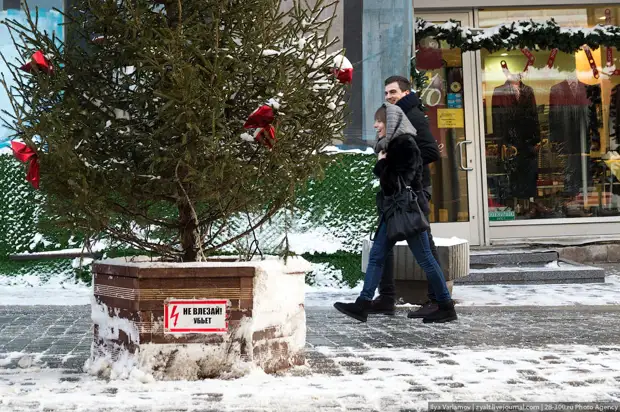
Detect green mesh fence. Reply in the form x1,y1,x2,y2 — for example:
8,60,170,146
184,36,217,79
0,151,379,286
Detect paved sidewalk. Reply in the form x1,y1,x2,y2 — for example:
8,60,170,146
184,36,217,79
2,305,620,372
2,305,620,412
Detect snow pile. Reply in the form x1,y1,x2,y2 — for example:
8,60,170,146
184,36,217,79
86,257,309,381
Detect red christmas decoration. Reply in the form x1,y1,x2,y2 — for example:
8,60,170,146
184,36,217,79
254,125,276,149
331,55,353,84
20,50,53,75
244,105,276,149
11,141,40,189
582,46,600,79
547,48,558,68
520,48,535,72
334,68,353,84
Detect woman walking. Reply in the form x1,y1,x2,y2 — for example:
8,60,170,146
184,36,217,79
334,103,457,324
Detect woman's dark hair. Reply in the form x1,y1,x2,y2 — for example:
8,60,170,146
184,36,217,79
375,105,386,124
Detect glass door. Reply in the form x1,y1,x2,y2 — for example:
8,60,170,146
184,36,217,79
416,12,482,245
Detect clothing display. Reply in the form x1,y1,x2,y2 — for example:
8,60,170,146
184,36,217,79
548,80,594,197
611,84,620,151
491,80,541,200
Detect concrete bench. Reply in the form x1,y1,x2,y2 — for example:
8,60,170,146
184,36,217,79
361,237,469,305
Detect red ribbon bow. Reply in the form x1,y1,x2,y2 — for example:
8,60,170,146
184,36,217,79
331,55,353,84
20,50,53,75
244,105,276,149
11,141,40,189
333,67,353,84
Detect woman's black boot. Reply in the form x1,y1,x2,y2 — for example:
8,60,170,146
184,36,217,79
422,299,458,324
334,297,372,322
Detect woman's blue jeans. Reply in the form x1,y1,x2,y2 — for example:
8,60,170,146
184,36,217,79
360,222,451,303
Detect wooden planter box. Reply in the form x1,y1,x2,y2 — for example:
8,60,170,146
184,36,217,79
87,257,308,381
361,238,469,305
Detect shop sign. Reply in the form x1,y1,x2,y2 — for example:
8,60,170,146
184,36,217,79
437,108,464,128
489,210,515,222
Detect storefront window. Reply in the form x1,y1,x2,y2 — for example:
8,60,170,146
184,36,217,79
480,6,620,221
0,0,64,149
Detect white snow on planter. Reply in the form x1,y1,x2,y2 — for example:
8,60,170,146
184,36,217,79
3,345,620,410
90,297,139,344
251,258,308,352
85,319,255,382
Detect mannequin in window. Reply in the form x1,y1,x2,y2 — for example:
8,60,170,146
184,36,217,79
549,64,601,217
491,61,547,218
610,83,620,152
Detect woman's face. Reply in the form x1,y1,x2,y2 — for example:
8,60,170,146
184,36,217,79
374,119,386,138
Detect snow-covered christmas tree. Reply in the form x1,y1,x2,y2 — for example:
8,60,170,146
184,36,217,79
1,0,349,262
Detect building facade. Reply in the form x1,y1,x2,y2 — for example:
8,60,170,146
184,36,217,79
342,1,620,247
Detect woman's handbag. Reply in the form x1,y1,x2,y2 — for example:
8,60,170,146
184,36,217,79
382,176,430,243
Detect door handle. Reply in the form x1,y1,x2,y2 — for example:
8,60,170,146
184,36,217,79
456,140,473,171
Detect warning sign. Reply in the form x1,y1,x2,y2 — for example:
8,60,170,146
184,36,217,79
164,299,228,334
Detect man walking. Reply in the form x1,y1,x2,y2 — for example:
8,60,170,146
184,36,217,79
369,75,442,319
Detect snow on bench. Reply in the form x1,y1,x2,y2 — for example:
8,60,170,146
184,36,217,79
9,248,104,261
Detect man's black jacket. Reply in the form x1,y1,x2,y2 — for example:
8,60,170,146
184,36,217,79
395,93,440,189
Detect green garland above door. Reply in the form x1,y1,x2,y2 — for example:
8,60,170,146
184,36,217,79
414,18,620,54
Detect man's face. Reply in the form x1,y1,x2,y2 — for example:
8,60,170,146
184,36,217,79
384,82,409,104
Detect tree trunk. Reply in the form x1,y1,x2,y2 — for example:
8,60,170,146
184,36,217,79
178,198,200,262
177,162,200,262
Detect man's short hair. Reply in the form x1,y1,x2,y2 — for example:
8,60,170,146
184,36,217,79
384,75,411,92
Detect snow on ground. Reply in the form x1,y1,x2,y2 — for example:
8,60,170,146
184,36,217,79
1,263,620,307
1,345,620,411
0,273,92,306
306,267,620,307
452,273,620,306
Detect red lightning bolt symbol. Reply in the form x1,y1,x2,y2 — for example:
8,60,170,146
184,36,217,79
170,305,179,327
